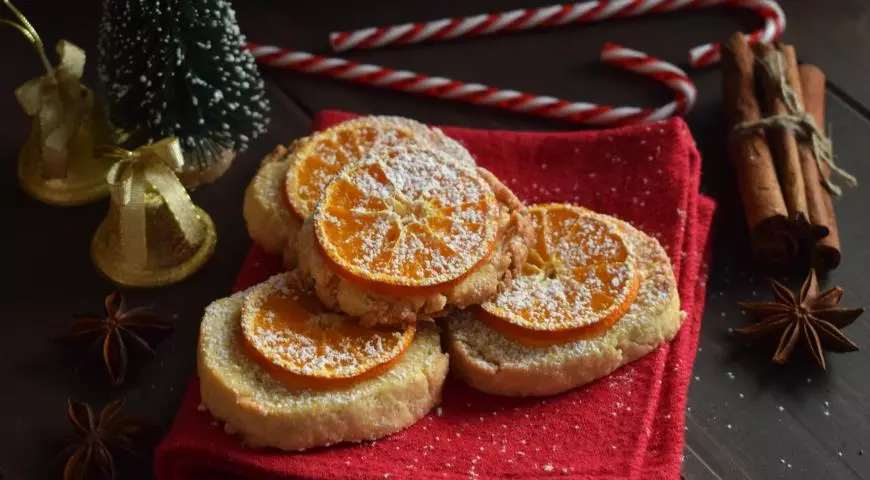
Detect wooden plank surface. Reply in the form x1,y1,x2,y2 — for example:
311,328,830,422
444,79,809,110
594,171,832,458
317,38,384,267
0,1,868,479
786,0,870,111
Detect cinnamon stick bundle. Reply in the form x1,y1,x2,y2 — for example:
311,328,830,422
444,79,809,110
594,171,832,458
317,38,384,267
754,43,809,229
798,65,841,270
721,33,795,264
722,32,844,270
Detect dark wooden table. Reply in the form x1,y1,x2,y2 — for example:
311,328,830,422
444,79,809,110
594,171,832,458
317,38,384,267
2,1,869,479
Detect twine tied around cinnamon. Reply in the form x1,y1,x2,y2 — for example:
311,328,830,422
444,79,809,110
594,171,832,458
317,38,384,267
732,49,857,196
104,138,205,268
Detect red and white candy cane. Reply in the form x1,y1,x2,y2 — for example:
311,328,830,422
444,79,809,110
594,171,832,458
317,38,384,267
247,42,696,126
329,0,785,68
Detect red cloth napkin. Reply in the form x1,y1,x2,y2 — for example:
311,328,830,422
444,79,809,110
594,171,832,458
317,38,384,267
155,111,715,480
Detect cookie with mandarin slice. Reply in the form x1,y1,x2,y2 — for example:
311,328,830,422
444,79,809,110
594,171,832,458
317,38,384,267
197,271,449,450
243,116,475,268
444,204,682,396
297,143,533,326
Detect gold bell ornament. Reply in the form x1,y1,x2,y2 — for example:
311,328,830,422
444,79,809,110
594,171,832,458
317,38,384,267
91,137,216,287
5,0,114,206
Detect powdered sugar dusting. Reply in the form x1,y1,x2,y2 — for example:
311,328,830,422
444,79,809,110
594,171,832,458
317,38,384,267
483,205,639,330
199,281,444,415
449,214,676,365
240,273,413,378
316,144,498,287
287,116,476,218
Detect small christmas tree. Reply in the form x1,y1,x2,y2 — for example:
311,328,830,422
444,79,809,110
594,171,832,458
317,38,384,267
98,0,269,186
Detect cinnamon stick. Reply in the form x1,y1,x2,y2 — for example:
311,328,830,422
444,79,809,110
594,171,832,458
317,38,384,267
798,65,841,270
754,43,810,228
721,33,795,264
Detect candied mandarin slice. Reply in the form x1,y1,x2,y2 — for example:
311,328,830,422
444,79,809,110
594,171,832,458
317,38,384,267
285,116,475,221
479,203,641,345
240,272,415,389
314,145,498,289
285,120,418,220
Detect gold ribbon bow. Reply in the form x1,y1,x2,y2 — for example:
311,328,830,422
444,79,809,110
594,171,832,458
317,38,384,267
15,40,87,179
106,138,204,268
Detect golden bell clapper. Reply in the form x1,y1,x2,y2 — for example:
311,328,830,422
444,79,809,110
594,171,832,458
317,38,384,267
6,0,114,205
91,137,216,287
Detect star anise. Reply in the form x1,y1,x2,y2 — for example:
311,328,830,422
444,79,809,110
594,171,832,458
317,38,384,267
60,398,149,480
737,269,864,369
64,292,172,385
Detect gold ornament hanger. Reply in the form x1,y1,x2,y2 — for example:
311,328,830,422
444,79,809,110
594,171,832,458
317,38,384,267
5,0,114,206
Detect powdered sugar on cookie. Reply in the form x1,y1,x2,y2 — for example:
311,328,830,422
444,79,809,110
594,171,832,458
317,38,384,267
314,145,499,287
285,116,475,220
482,204,639,332
240,273,415,380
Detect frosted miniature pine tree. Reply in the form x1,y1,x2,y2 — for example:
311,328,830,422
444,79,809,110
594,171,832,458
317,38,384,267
98,0,269,186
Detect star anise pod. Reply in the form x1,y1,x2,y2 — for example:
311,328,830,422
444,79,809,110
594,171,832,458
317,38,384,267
64,292,172,385
737,269,864,369
60,399,149,480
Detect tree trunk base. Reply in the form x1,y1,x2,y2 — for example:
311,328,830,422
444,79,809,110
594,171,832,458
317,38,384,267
178,149,236,189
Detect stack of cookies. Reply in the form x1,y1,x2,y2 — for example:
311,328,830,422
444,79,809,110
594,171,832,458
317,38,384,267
198,116,683,451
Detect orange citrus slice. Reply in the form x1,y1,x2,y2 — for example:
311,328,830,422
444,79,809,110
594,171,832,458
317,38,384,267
479,203,641,345
314,145,499,291
240,272,415,389
285,117,474,221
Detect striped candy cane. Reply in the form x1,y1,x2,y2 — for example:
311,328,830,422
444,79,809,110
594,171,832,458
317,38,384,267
248,42,696,126
601,42,697,116
329,0,785,68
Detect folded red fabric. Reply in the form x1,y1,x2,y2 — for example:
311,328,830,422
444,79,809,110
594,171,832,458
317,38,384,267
155,111,715,480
